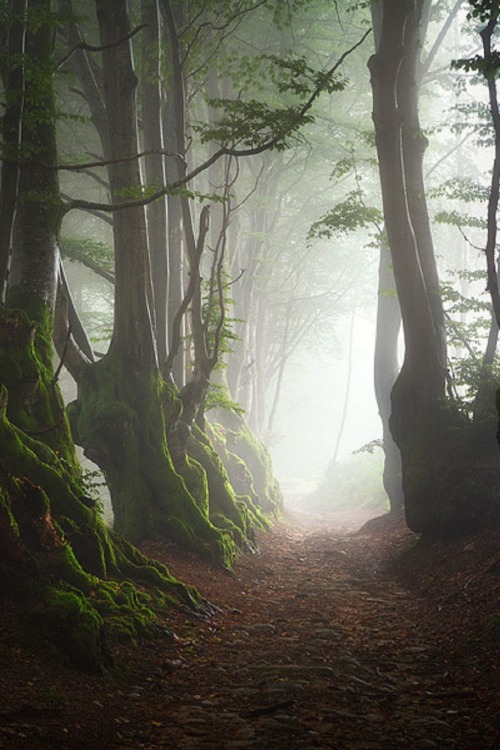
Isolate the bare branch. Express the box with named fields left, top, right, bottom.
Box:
left=164, top=205, right=210, bottom=375
left=39, top=148, right=185, bottom=172
left=56, top=23, right=147, bottom=71
left=421, top=0, right=463, bottom=82
left=60, top=192, right=113, bottom=225
left=62, top=29, right=372, bottom=217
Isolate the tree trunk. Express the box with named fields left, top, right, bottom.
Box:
left=373, top=240, right=403, bottom=512
left=140, top=0, right=169, bottom=367
left=398, top=0, right=446, bottom=365
left=161, top=0, right=187, bottom=387
left=62, top=0, right=236, bottom=565
left=0, top=0, right=27, bottom=299
left=369, top=0, right=474, bottom=535
left=0, top=0, right=204, bottom=673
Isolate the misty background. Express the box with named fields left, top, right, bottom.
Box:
left=55, top=1, right=494, bottom=519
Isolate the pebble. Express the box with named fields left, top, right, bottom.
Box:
left=247, top=623, right=276, bottom=633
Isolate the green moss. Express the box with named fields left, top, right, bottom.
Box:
left=161, top=514, right=236, bottom=570
left=69, top=352, right=237, bottom=566
left=29, top=584, right=112, bottom=673
left=0, top=305, right=78, bottom=467
left=0, top=303, right=220, bottom=672
left=161, top=379, right=183, bottom=429
left=208, top=411, right=283, bottom=516
left=172, top=453, right=209, bottom=515
left=0, top=379, right=211, bottom=671
left=88, top=579, right=157, bottom=642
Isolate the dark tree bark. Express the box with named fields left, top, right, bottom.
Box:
left=161, top=0, right=187, bottom=386
left=398, top=0, right=446, bottom=364
left=369, top=0, right=478, bottom=535
left=140, top=0, right=169, bottom=367
left=93, top=0, right=155, bottom=364
left=0, top=0, right=27, bottom=300
left=5, top=0, right=72, bottom=460
left=370, top=0, right=403, bottom=515
left=0, top=0, right=204, bottom=673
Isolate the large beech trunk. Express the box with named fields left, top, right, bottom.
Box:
left=64, top=0, right=238, bottom=565
left=369, top=0, right=478, bottom=535
left=0, top=0, right=27, bottom=299
left=0, top=0, right=204, bottom=674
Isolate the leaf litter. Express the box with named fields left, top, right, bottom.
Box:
left=0, top=509, right=498, bottom=749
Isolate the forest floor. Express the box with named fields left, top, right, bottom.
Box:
left=0, top=505, right=499, bottom=750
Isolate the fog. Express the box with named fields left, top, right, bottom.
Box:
left=52, top=1, right=496, bottom=525
left=268, top=313, right=381, bottom=489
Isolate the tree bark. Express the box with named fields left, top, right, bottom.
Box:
left=0, top=0, right=27, bottom=300
left=94, top=0, right=156, bottom=366
left=1, top=0, right=206, bottom=673
left=369, top=0, right=475, bottom=535
left=373, top=240, right=403, bottom=511
left=140, top=0, right=169, bottom=367
left=161, top=0, right=187, bottom=386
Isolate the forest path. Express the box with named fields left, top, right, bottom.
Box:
left=1, top=510, right=498, bottom=749
left=130, top=511, right=498, bottom=750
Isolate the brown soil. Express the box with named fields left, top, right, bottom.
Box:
left=0, top=509, right=499, bottom=750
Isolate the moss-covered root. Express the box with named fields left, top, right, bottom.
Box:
left=0, top=465, right=108, bottom=672
left=209, top=411, right=283, bottom=516
left=187, top=426, right=270, bottom=549
left=0, top=388, right=210, bottom=672
left=68, top=354, right=237, bottom=569
left=0, top=306, right=78, bottom=467
left=0, top=464, right=207, bottom=672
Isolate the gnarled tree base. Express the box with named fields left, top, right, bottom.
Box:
left=0, top=386, right=206, bottom=673
left=0, top=307, right=206, bottom=672
left=209, top=408, right=283, bottom=516
left=391, top=372, right=500, bottom=536
left=68, top=352, right=237, bottom=568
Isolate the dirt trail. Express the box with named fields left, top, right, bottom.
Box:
left=1, top=511, right=499, bottom=749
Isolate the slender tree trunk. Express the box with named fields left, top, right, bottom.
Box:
left=57, top=0, right=110, bottom=158
left=94, top=0, right=156, bottom=366
left=267, top=301, right=292, bottom=435
left=140, top=0, right=169, bottom=367
left=373, top=240, right=403, bottom=511
left=161, top=0, right=187, bottom=386
left=398, top=0, right=446, bottom=367
left=0, top=0, right=27, bottom=300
